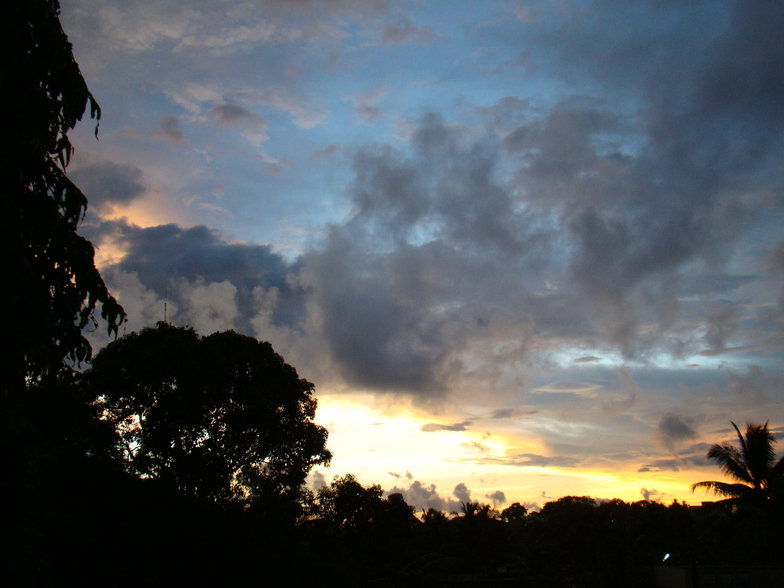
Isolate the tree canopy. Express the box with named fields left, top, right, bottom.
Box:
left=501, top=501, right=528, bottom=523
left=1, top=0, right=124, bottom=391
left=315, top=473, right=386, bottom=530
left=80, top=323, right=331, bottom=505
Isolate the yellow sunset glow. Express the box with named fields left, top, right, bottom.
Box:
left=314, top=395, right=712, bottom=508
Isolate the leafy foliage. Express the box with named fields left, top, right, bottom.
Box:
left=80, top=323, right=331, bottom=504
left=316, top=473, right=386, bottom=530
left=1, top=4, right=125, bottom=583
left=690, top=421, right=784, bottom=503
left=540, top=495, right=597, bottom=518
left=1, top=0, right=125, bottom=389
left=501, top=501, right=528, bottom=523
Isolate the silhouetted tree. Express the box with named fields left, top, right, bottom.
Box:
left=423, top=506, right=449, bottom=524
left=690, top=421, right=784, bottom=504
left=466, top=501, right=498, bottom=519
left=419, top=507, right=450, bottom=550
left=381, top=492, right=418, bottom=529
left=540, top=494, right=597, bottom=517
left=534, top=496, right=599, bottom=578
left=1, top=3, right=124, bottom=583
left=456, top=500, right=480, bottom=518
left=1, top=0, right=124, bottom=392
left=444, top=501, right=505, bottom=574
left=79, top=323, right=331, bottom=507
left=316, top=473, right=385, bottom=531
left=501, top=501, right=528, bottom=523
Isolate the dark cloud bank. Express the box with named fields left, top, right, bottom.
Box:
left=71, top=161, right=146, bottom=212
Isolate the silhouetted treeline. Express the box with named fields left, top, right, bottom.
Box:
left=4, top=324, right=784, bottom=585
left=10, top=368, right=784, bottom=587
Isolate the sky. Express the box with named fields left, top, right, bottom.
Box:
left=61, top=0, right=784, bottom=511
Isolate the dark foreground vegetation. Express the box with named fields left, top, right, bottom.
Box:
left=3, top=2, right=783, bottom=586
left=6, top=418, right=784, bottom=587
left=6, top=322, right=784, bottom=587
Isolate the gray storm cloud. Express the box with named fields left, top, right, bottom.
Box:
left=658, top=415, right=698, bottom=442
left=90, top=221, right=304, bottom=337
left=294, top=11, right=784, bottom=393
left=81, top=0, right=784, bottom=415
left=486, top=490, right=506, bottom=507
left=70, top=161, right=146, bottom=212
left=452, top=482, right=471, bottom=504
left=658, top=414, right=699, bottom=456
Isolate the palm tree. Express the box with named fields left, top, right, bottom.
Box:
left=422, top=507, right=448, bottom=524
left=458, top=500, right=480, bottom=518
left=690, top=421, right=784, bottom=503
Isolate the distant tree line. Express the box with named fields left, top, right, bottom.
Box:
left=8, top=318, right=784, bottom=585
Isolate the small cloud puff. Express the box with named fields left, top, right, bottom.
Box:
left=421, top=421, right=471, bottom=432
left=380, top=18, right=437, bottom=46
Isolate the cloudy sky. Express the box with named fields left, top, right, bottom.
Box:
left=62, top=0, right=784, bottom=511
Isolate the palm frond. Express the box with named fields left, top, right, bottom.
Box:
left=731, top=422, right=748, bottom=457
left=741, top=422, right=776, bottom=489
left=707, top=443, right=752, bottom=485
left=766, top=454, right=784, bottom=489
left=690, top=481, right=750, bottom=498
left=770, top=454, right=784, bottom=477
